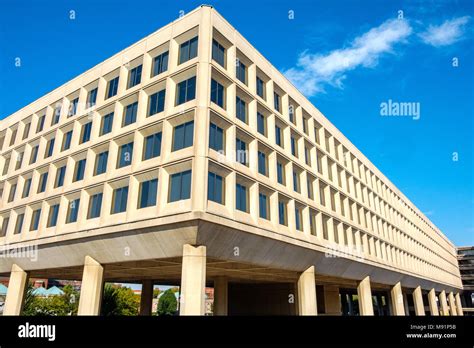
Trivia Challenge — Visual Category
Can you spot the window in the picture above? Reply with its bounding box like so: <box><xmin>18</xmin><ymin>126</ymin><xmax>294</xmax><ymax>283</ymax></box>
<box><xmin>305</xmin><ymin>147</ymin><xmax>310</xmax><ymax>165</ymax></box>
<box><xmin>169</xmin><ymin>170</ymin><xmax>191</xmax><ymax>202</ymax></box>
<box><xmin>209</xmin><ymin>123</ymin><xmax>224</xmax><ymax>152</ymax></box>
<box><xmin>211</xmin><ymin>79</ymin><xmax>224</xmax><ymax>108</ymax></box>
<box><xmin>30</xmin><ymin>209</ymin><xmax>41</xmax><ymax>231</ymax></box>
<box><xmin>1</xmin><ymin>217</ymin><xmax>9</xmax><ymax>236</ymax></box>
<box><xmin>74</xmin><ymin>159</ymin><xmax>86</xmax><ymax>181</ymax></box>
<box><xmin>45</xmin><ymin>138</ymin><xmax>55</xmax><ymax>158</ymax></box>
<box><xmin>172</xmin><ymin>121</ymin><xmax>194</xmax><ymax>151</ymax></box>
<box><xmin>293</xmin><ymin>171</ymin><xmax>300</xmax><ymax>193</ymax></box>
<box><xmin>258</xmin><ymin>151</ymin><xmax>267</xmax><ymax>176</ymax></box>
<box><xmin>68</xmin><ymin>98</ymin><xmax>79</xmax><ymax>117</ymax></box>
<box><xmin>259</xmin><ymin>193</ymin><xmax>269</xmax><ymax>220</ymax></box>
<box><xmin>289</xmin><ymin>105</ymin><xmax>295</xmax><ymax>124</ymax></box>
<box><xmin>295</xmin><ymin>207</ymin><xmax>302</xmax><ymax>231</ymax></box>
<box><xmin>236</xmin><ymin>183</ymin><xmax>248</xmax><ymax>212</ymax></box>
<box><xmin>52</xmin><ymin>104</ymin><xmax>62</xmax><ymax>125</ymax></box>
<box><xmin>277</xmin><ymin>162</ymin><xmax>285</xmax><ymax>185</ymax></box>
<box><xmin>22</xmin><ymin>178</ymin><xmax>32</xmax><ymax>198</ymax></box>
<box><xmin>55</xmin><ymin>166</ymin><xmax>66</xmax><ymax>188</ymax></box>
<box><xmin>95</xmin><ymin>151</ymin><xmax>109</xmax><ymax>175</ymax></box>
<box><xmin>80</xmin><ymin>122</ymin><xmax>92</xmax><ymax>143</ymax></box>
<box><xmin>236</xmin><ymin>61</ymin><xmax>246</xmax><ymax>84</ymax></box>
<box><xmin>101</xmin><ymin>112</ymin><xmax>114</xmax><ymax>135</ymax></box>
<box><xmin>15</xmin><ymin>152</ymin><xmax>23</xmax><ymax>170</ymax></box>
<box><xmin>88</xmin><ymin>193</ymin><xmax>103</xmax><ymax>219</ymax></box>
<box><xmin>257</xmin><ymin>112</ymin><xmax>266</xmax><ymax>135</ymax></box>
<box><xmin>143</xmin><ymin>132</ymin><xmax>162</xmax><ymax>160</ymax></box>
<box><xmin>123</xmin><ymin>102</ymin><xmax>138</xmax><ymax>126</ymax></box>
<box><xmin>275</xmin><ymin>126</ymin><xmax>282</xmax><ymax>147</ymax></box>
<box><xmin>8</xmin><ymin>184</ymin><xmax>17</xmax><ymax>202</ymax></box>
<box><xmin>212</xmin><ymin>39</ymin><xmax>225</xmax><ymax>67</ymax></box>
<box><xmin>62</xmin><ymin>130</ymin><xmax>73</xmax><ymax>150</ymax></box>
<box><xmin>139</xmin><ymin>179</ymin><xmax>158</xmax><ymax>209</ymax></box>
<box><xmin>47</xmin><ymin>204</ymin><xmax>59</xmax><ymax>227</ymax></box>
<box><xmin>112</xmin><ymin>186</ymin><xmax>129</xmax><ymax>214</ymax></box>
<box><xmin>118</xmin><ymin>142</ymin><xmax>134</xmax><ymax>168</ymax></box>
<box><xmin>148</xmin><ymin>90</ymin><xmax>166</xmax><ymax>116</ymax></box>
<box><xmin>2</xmin><ymin>157</ymin><xmax>10</xmax><ymax>175</ymax></box>
<box><xmin>23</xmin><ymin>123</ymin><xmax>31</xmax><ymax>140</ymax></box>
<box><xmin>36</xmin><ymin>115</ymin><xmax>45</xmax><ymax>133</ymax></box>
<box><xmin>14</xmin><ymin>213</ymin><xmax>24</xmax><ymax>234</ymax></box>
<box><xmin>67</xmin><ymin>199</ymin><xmax>80</xmax><ymax>223</ymax></box>
<box><xmin>87</xmin><ymin>88</ymin><xmax>98</xmax><ymax>107</ymax></box>
<box><xmin>176</xmin><ymin>77</ymin><xmax>196</xmax><ymax>105</ymax></box>
<box><xmin>274</xmin><ymin>92</ymin><xmax>281</xmax><ymax>112</ymax></box>
<box><xmin>207</xmin><ymin>172</ymin><xmax>223</xmax><ymax>204</ymax></box>
<box><xmin>30</xmin><ymin>145</ymin><xmax>39</xmax><ymax>164</ymax></box>
<box><xmin>38</xmin><ymin>172</ymin><xmax>48</xmax><ymax>193</ymax></box>
<box><xmin>128</xmin><ymin>65</ymin><xmax>142</xmax><ymax>88</ymax></box>
<box><xmin>291</xmin><ymin>136</ymin><xmax>297</xmax><ymax>157</ymax></box>
<box><xmin>307</xmin><ymin>178</ymin><xmax>314</xmax><ymax>200</ymax></box>
<box><xmin>179</xmin><ymin>37</ymin><xmax>198</xmax><ymax>64</ymax></box>
<box><xmin>10</xmin><ymin>129</ymin><xmax>17</xmax><ymax>146</ymax></box>
<box><xmin>107</xmin><ymin>76</ymin><xmax>119</xmax><ymax>99</ymax></box>
<box><xmin>152</xmin><ymin>51</ymin><xmax>169</xmax><ymax>77</ymax></box>
<box><xmin>236</xmin><ymin>138</ymin><xmax>247</xmax><ymax>165</ymax></box>
<box><xmin>256</xmin><ymin>77</ymin><xmax>265</xmax><ymax>99</ymax></box>
<box><xmin>236</xmin><ymin>96</ymin><xmax>246</xmax><ymax>123</ymax></box>
<box><xmin>278</xmin><ymin>201</ymin><xmax>287</xmax><ymax>225</ymax></box>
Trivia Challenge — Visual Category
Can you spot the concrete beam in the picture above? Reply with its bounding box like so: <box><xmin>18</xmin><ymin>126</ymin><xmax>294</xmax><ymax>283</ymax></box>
<box><xmin>413</xmin><ymin>286</ymin><xmax>425</xmax><ymax>316</ymax></box>
<box><xmin>139</xmin><ymin>280</ymin><xmax>154</xmax><ymax>316</ymax></box>
<box><xmin>357</xmin><ymin>276</ymin><xmax>374</xmax><ymax>315</ymax></box>
<box><xmin>390</xmin><ymin>282</ymin><xmax>405</xmax><ymax>316</ymax></box>
<box><xmin>3</xmin><ymin>264</ymin><xmax>29</xmax><ymax>315</ymax></box>
<box><xmin>179</xmin><ymin>244</ymin><xmax>206</xmax><ymax>315</ymax></box>
<box><xmin>297</xmin><ymin>266</ymin><xmax>317</xmax><ymax>315</ymax></box>
<box><xmin>428</xmin><ymin>289</ymin><xmax>439</xmax><ymax>316</ymax></box>
<box><xmin>455</xmin><ymin>293</ymin><xmax>463</xmax><ymax>316</ymax></box>
<box><xmin>213</xmin><ymin>277</ymin><xmax>228</xmax><ymax>316</ymax></box>
<box><xmin>78</xmin><ymin>255</ymin><xmax>104</xmax><ymax>315</ymax></box>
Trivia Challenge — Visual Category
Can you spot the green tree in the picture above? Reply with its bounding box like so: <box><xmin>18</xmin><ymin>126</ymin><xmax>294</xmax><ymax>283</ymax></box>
<box><xmin>157</xmin><ymin>289</ymin><xmax>177</xmax><ymax>316</ymax></box>
<box><xmin>101</xmin><ymin>284</ymin><xmax>140</xmax><ymax>316</ymax></box>
<box><xmin>22</xmin><ymin>284</ymin><xmax>80</xmax><ymax>316</ymax></box>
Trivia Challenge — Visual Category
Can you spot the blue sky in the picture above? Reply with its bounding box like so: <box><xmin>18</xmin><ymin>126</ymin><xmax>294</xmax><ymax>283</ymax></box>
<box><xmin>0</xmin><ymin>0</ymin><xmax>472</xmax><ymax>246</ymax></box>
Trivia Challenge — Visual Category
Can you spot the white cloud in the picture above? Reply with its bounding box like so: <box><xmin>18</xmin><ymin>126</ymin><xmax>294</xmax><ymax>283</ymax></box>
<box><xmin>419</xmin><ymin>16</ymin><xmax>470</xmax><ymax>47</ymax></box>
<box><xmin>284</xmin><ymin>19</ymin><xmax>412</xmax><ymax>96</ymax></box>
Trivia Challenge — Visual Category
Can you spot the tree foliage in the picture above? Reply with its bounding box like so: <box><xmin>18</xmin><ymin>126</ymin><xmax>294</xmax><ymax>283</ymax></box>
<box><xmin>100</xmin><ymin>284</ymin><xmax>140</xmax><ymax>316</ymax></box>
<box><xmin>157</xmin><ymin>289</ymin><xmax>177</xmax><ymax>316</ymax></box>
<box><xmin>22</xmin><ymin>284</ymin><xmax>80</xmax><ymax>316</ymax></box>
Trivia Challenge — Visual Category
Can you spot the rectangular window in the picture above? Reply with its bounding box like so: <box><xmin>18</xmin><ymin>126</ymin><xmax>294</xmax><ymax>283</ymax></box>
<box><xmin>52</xmin><ymin>105</ymin><xmax>61</xmax><ymax>125</ymax></box>
<box><xmin>38</xmin><ymin>173</ymin><xmax>48</xmax><ymax>193</ymax></box>
<box><xmin>179</xmin><ymin>36</ymin><xmax>198</xmax><ymax>64</ymax></box>
<box><xmin>68</xmin><ymin>98</ymin><xmax>79</xmax><ymax>117</ymax></box>
<box><xmin>139</xmin><ymin>179</ymin><xmax>158</xmax><ymax>209</ymax></box>
<box><xmin>207</xmin><ymin>172</ymin><xmax>223</xmax><ymax>204</ymax></box>
<box><xmin>236</xmin><ymin>96</ymin><xmax>247</xmax><ymax>123</ymax></box>
<box><xmin>14</xmin><ymin>213</ymin><xmax>24</xmax><ymax>234</ymax></box>
<box><xmin>259</xmin><ymin>193</ymin><xmax>269</xmax><ymax>220</ymax></box>
<box><xmin>22</xmin><ymin>178</ymin><xmax>32</xmax><ymax>198</ymax></box>
<box><xmin>30</xmin><ymin>209</ymin><xmax>41</xmax><ymax>231</ymax></box>
<box><xmin>257</xmin><ymin>112</ymin><xmax>266</xmax><ymax>135</ymax></box>
<box><xmin>1</xmin><ymin>217</ymin><xmax>9</xmax><ymax>237</ymax></box>
<box><xmin>278</xmin><ymin>201</ymin><xmax>287</xmax><ymax>225</ymax></box>
<box><xmin>172</xmin><ymin>121</ymin><xmax>194</xmax><ymax>151</ymax></box>
<box><xmin>274</xmin><ymin>92</ymin><xmax>281</xmax><ymax>112</ymax></box>
<box><xmin>123</xmin><ymin>102</ymin><xmax>138</xmax><ymax>126</ymax></box>
<box><xmin>8</xmin><ymin>184</ymin><xmax>17</xmax><ymax>202</ymax></box>
<box><xmin>87</xmin><ymin>88</ymin><xmax>98</xmax><ymax>107</ymax></box>
<box><xmin>305</xmin><ymin>147</ymin><xmax>310</xmax><ymax>165</ymax></box>
<box><xmin>66</xmin><ymin>199</ymin><xmax>80</xmax><ymax>223</ymax></box>
<box><xmin>176</xmin><ymin>77</ymin><xmax>196</xmax><ymax>105</ymax></box>
<box><xmin>112</xmin><ymin>186</ymin><xmax>129</xmax><ymax>214</ymax></box>
<box><xmin>128</xmin><ymin>65</ymin><xmax>142</xmax><ymax>88</ymax></box>
<box><xmin>22</xmin><ymin>123</ymin><xmax>31</xmax><ymax>140</ymax></box>
<box><xmin>101</xmin><ymin>112</ymin><xmax>114</xmax><ymax>135</ymax></box>
<box><xmin>88</xmin><ymin>193</ymin><xmax>103</xmax><ymax>219</ymax></box>
<box><xmin>258</xmin><ymin>151</ymin><xmax>267</xmax><ymax>176</ymax></box>
<box><xmin>62</xmin><ymin>130</ymin><xmax>73</xmax><ymax>151</ymax></box>
<box><xmin>45</xmin><ymin>138</ymin><xmax>55</xmax><ymax>158</ymax></box>
<box><xmin>36</xmin><ymin>115</ymin><xmax>45</xmax><ymax>133</ymax></box>
<box><xmin>236</xmin><ymin>138</ymin><xmax>247</xmax><ymax>165</ymax></box>
<box><xmin>152</xmin><ymin>51</ymin><xmax>169</xmax><ymax>77</ymax></box>
<box><xmin>30</xmin><ymin>145</ymin><xmax>39</xmax><ymax>164</ymax></box>
<box><xmin>277</xmin><ymin>162</ymin><xmax>284</xmax><ymax>185</ymax></box>
<box><xmin>275</xmin><ymin>126</ymin><xmax>282</xmax><ymax>147</ymax></box>
<box><xmin>95</xmin><ymin>151</ymin><xmax>109</xmax><ymax>175</ymax></box>
<box><xmin>236</xmin><ymin>61</ymin><xmax>246</xmax><ymax>84</ymax></box>
<box><xmin>289</xmin><ymin>106</ymin><xmax>295</xmax><ymax>124</ymax></box>
<box><xmin>291</xmin><ymin>137</ymin><xmax>297</xmax><ymax>157</ymax></box>
<box><xmin>148</xmin><ymin>90</ymin><xmax>166</xmax><ymax>116</ymax></box>
<box><xmin>55</xmin><ymin>166</ymin><xmax>66</xmax><ymax>188</ymax></box>
<box><xmin>307</xmin><ymin>179</ymin><xmax>313</xmax><ymax>200</ymax></box>
<box><xmin>74</xmin><ymin>159</ymin><xmax>86</xmax><ymax>181</ymax></box>
<box><xmin>295</xmin><ymin>208</ymin><xmax>302</xmax><ymax>231</ymax></box>
<box><xmin>212</xmin><ymin>39</ymin><xmax>225</xmax><ymax>66</ymax></box>
<box><xmin>169</xmin><ymin>170</ymin><xmax>192</xmax><ymax>202</ymax></box>
<box><xmin>209</xmin><ymin>123</ymin><xmax>224</xmax><ymax>152</ymax></box>
<box><xmin>107</xmin><ymin>76</ymin><xmax>119</xmax><ymax>99</ymax></box>
<box><xmin>256</xmin><ymin>77</ymin><xmax>265</xmax><ymax>99</ymax></box>
<box><xmin>211</xmin><ymin>79</ymin><xmax>224</xmax><ymax>108</ymax></box>
<box><xmin>118</xmin><ymin>142</ymin><xmax>133</xmax><ymax>168</ymax></box>
<box><xmin>15</xmin><ymin>152</ymin><xmax>23</xmax><ymax>170</ymax></box>
<box><xmin>235</xmin><ymin>183</ymin><xmax>248</xmax><ymax>212</ymax></box>
<box><xmin>10</xmin><ymin>129</ymin><xmax>17</xmax><ymax>146</ymax></box>
<box><xmin>293</xmin><ymin>171</ymin><xmax>300</xmax><ymax>192</ymax></box>
<box><xmin>47</xmin><ymin>204</ymin><xmax>59</xmax><ymax>227</ymax></box>
<box><xmin>80</xmin><ymin>122</ymin><xmax>92</xmax><ymax>143</ymax></box>
<box><xmin>143</xmin><ymin>132</ymin><xmax>162</xmax><ymax>160</ymax></box>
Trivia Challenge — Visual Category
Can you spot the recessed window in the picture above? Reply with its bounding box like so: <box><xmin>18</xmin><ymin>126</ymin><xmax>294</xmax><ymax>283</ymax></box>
<box><xmin>88</xmin><ymin>193</ymin><xmax>103</xmax><ymax>219</ymax></box>
<box><xmin>107</xmin><ymin>76</ymin><xmax>119</xmax><ymax>99</ymax></box>
<box><xmin>123</xmin><ymin>102</ymin><xmax>138</xmax><ymax>127</ymax></box>
<box><xmin>304</xmin><ymin>146</ymin><xmax>311</xmax><ymax>166</ymax></box>
<box><xmin>256</xmin><ymin>77</ymin><xmax>265</xmax><ymax>99</ymax></box>
<box><xmin>172</xmin><ymin>121</ymin><xmax>194</xmax><ymax>151</ymax></box>
<box><xmin>22</xmin><ymin>178</ymin><xmax>32</xmax><ymax>198</ymax></box>
<box><xmin>259</xmin><ymin>192</ymin><xmax>269</xmax><ymax>220</ymax></box>
<box><xmin>2</xmin><ymin>157</ymin><xmax>10</xmax><ymax>176</ymax></box>
<box><xmin>139</xmin><ymin>179</ymin><xmax>158</xmax><ymax>209</ymax></box>
<box><xmin>207</xmin><ymin>172</ymin><xmax>223</xmax><ymax>204</ymax></box>
<box><xmin>66</xmin><ymin>199</ymin><xmax>80</xmax><ymax>223</ymax></box>
<box><xmin>148</xmin><ymin>90</ymin><xmax>166</xmax><ymax>116</ymax></box>
<box><xmin>152</xmin><ymin>51</ymin><xmax>169</xmax><ymax>77</ymax></box>
<box><xmin>295</xmin><ymin>207</ymin><xmax>303</xmax><ymax>231</ymax></box>
<box><xmin>30</xmin><ymin>209</ymin><xmax>41</xmax><ymax>231</ymax></box>
<box><xmin>52</xmin><ymin>104</ymin><xmax>62</xmax><ymax>125</ymax></box>
<box><xmin>143</xmin><ymin>132</ymin><xmax>162</xmax><ymax>160</ymax></box>
<box><xmin>101</xmin><ymin>112</ymin><xmax>114</xmax><ymax>135</ymax></box>
<box><xmin>209</xmin><ymin>123</ymin><xmax>224</xmax><ymax>152</ymax></box>
<box><xmin>211</xmin><ymin>79</ymin><xmax>224</xmax><ymax>108</ymax></box>
<box><xmin>278</xmin><ymin>201</ymin><xmax>287</xmax><ymax>226</ymax></box>
<box><xmin>22</xmin><ymin>123</ymin><xmax>31</xmax><ymax>140</ymax></box>
<box><xmin>36</xmin><ymin>115</ymin><xmax>46</xmax><ymax>133</ymax></box>
<box><xmin>62</xmin><ymin>130</ymin><xmax>73</xmax><ymax>151</ymax></box>
<box><xmin>307</xmin><ymin>178</ymin><xmax>314</xmax><ymax>200</ymax></box>
<box><xmin>94</xmin><ymin>151</ymin><xmax>109</xmax><ymax>175</ymax></box>
<box><xmin>176</xmin><ymin>77</ymin><xmax>196</xmax><ymax>105</ymax></box>
<box><xmin>293</xmin><ymin>171</ymin><xmax>300</xmax><ymax>193</ymax></box>
<box><xmin>80</xmin><ymin>122</ymin><xmax>92</xmax><ymax>144</ymax></box>
<box><xmin>14</xmin><ymin>213</ymin><xmax>24</xmax><ymax>234</ymax></box>
<box><xmin>74</xmin><ymin>159</ymin><xmax>86</xmax><ymax>181</ymax></box>
<box><xmin>87</xmin><ymin>88</ymin><xmax>98</xmax><ymax>108</ymax></box>
<box><xmin>274</xmin><ymin>92</ymin><xmax>281</xmax><ymax>113</ymax></box>
<box><xmin>45</xmin><ymin>138</ymin><xmax>55</xmax><ymax>158</ymax></box>
<box><xmin>1</xmin><ymin>217</ymin><xmax>9</xmax><ymax>237</ymax></box>
<box><xmin>118</xmin><ymin>142</ymin><xmax>134</xmax><ymax>168</ymax></box>
<box><xmin>169</xmin><ymin>170</ymin><xmax>192</xmax><ymax>202</ymax></box>
<box><xmin>55</xmin><ymin>166</ymin><xmax>66</xmax><ymax>188</ymax></box>
<box><xmin>236</xmin><ymin>183</ymin><xmax>248</xmax><ymax>212</ymax></box>
<box><xmin>236</xmin><ymin>138</ymin><xmax>247</xmax><ymax>165</ymax></box>
<box><xmin>38</xmin><ymin>172</ymin><xmax>48</xmax><ymax>193</ymax></box>
<box><xmin>47</xmin><ymin>204</ymin><xmax>60</xmax><ymax>227</ymax></box>
<box><xmin>68</xmin><ymin>98</ymin><xmax>79</xmax><ymax>117</ymax></box>
<box><xmin>15</xmin><ymin>152</ymin><xmax>24</xmax><ymax>170</ymax></box>
<box><xmin>236</xmin><ymin>96</ymin><xmax>247</xmax><ymax>123</ymax></box>
<box><xmin>30</xmin><ymin>145</ymin><xmax>39</xmax><ymax>164</ymax></box>
<box><xmin>289</xmin><ymin>105</ymin><xmax>295</xmax><ymax>124</ymax></box>
<box><xmin>8</xmin><ymin>184</ymin><xmax>17</xmax><ymax>202</ymax></box>
<box><xmin>291</xmin><ymin>136</ymin><xmax>297</xmax><ymax>157</ymax></box>
<box><xmin>258</xmin><ymin>151</ymin><xmax>267</xmax><ymax>176</ymax></box>
<box><xmin>111</xmin><ymin>186</ymin><xmax>129</xmax><ymax>214</ymax></box>
<box><xmin>277</xmin><ymin>162</ymin><xmax>285</xmax><ymax>185</ymax></box>
<box><xmin>275</xmin><ymin>125</ymin><xmax>282</xmax><ymax>147</ymax></box>
<box><xmin>179</xmin><ymin>36</ymin><xmax>198</xmax><ymax>64</ymax></box>
<box><xmin>212</xmin><ymin>39</ymin><xmax>225</xmax><ymax>67</ymax></box>
<box><xmin>128</xmin><ymin>65</ymin><xmax>142</xmax><ymax>89</ymax></box>
<box><xmin>257</xmin><ymin>112</ymin><xmax>266</xmax><ymax>136</ymax></box>
<box><xmin>236</xmin><ymin>61</ymin><xmax>246</xmax><ymax>84</ymax></box>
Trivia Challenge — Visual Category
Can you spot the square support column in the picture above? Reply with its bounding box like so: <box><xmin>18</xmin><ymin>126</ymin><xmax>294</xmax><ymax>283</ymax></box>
<box><xmin>323</xmin><ymin>285</ymin><xmax>341</xmax><ymax>315</ymax></box>
<box><xmin>139</xmin><ymin>280</ymin><xmax>154</xmax><ymax>316</ymax></box>
<box><xmin>439</xmin><ymin>290</ymin><xmax>449</xmax><ymax>316</ymax></box>
<box><xmin>428</xmin><ymin>289</ymin><xmax>439</xmax><ymax>316</ymax></box>
<box><xmin>390</xmin><ymin>282</ymin><xmax>405</xmax><ymax>316</ymax></box>
<box><xmin>3</xmin><ymin>264</ymin><xmax>29</xmax><ymax>315</ymax></box>
<box><xmin>412</xmin><ymin>286</ymin><xmax>425</xmax><ymax>316</ymax></box>
<box><xmin>78</xmin><ymin>255</ymin><xmax>104</xmax><ymax>315</ymax></box>
<box><xmin>357</xmin><ymin>276</ymin><xmax>374</xmax><ymax>315</ymax></box>
<box><xmin>455</xmin><ymin>293</ymin><xmax>463</xmax><ymax>316</ymax></box>
<box><xmin>179</xmin><ymin>244</ymin><xmax>206</xmax><ymax>315</ymax></box>
<box><xmin>213</xmin><ymin>277</ymin><xmax>228</xmax><ymax>316</ymax></box>
<box><xmin>297</xmin><ymin>266</ymin><xmax>317</xmax><ymax>315</ymax></box>
<box><xmin>448</xmin><ymin>292</ymin><xmax>457</xmax><ymax>316</ymax></box>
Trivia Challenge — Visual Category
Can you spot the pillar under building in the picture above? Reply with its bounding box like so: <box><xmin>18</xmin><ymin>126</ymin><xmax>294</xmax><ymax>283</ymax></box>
<box><xmin>78</xmin><ymin>255</ymin><xmax>104</xmax><ymax>316</ymax></box>
<box><xmin>357</xmin><ymin>276</ymin><xmax>374</xmax><ymax>315</ymax></box>
<box><xmin>412</xmin><ymin>286</ymin><xmax>425</xmax><ymax>316</ymax></box>
<box><xmin>139</xmin><ymin>280</ymin><xmax>154</xmax><ymax>316</ymax></box>
<box><xmin>427</xmin><ymin>289</ymin><xmax>439</xmax><ymax>316</ymax></box>
<box><xmin>297</xmin><ymin>266</ymin><xmax>317</xmax><ymax>315</ymax></box>
<box><xmin>390</xmin><ymin>282</ymin><xmax>405</xmax><ymax>316</ymax></box>
<box><xmin>3</xmin><ymin>264</ymin><xmax>29</xmax><ymax>315</ymax></box>
<box><xmin>179</xmin><ymin>244</ymin><xmax>206</xmax><ymax>315</ymax></box>
<box><xmin>439</xmin><ymin>290</ymin><xmax>449</xmax><ymax>316</ymax></box>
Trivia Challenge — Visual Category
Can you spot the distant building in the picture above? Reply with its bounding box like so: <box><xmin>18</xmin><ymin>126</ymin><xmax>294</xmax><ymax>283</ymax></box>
<box><xmin>458</xmin><ymin>246</ymin><xmax>474</xmax><ymax>316</ymax></box>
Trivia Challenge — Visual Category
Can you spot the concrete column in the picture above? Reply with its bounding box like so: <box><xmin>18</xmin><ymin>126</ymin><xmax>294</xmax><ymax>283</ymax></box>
<box><xmin>412</xmin><ymin>286</ymin><xmax>425</xmax><ymax>316</ymax></box>
<box><xmin>357</xmin><ymin>276</ymin><xmax>374</xmax><ymax>315</ymax></box>
<box><xmin>3</xmin><ymin>264</ymin><xmax>29</xmax><ymax>315</ymax></box>
<box><xmin>455</xmin><ymin>293</ymin><xmax>463</xmax><ymax>316</ymax></box>
<box><xmin>448</xmin><ymin>292</ymin><xmax>457</xmax><ymax>316</ymax></box>
<box><xmin>323</xmin><ymin>285</ymin><xmax>341</xmax><ymax>315</ymax></box>
<box><xmin>139</xmin><ymin>280</ymin><xmax>154</xmax><ymax>316</ymax></box>
<box><xmin>179</xmin><ymin>244</ymin><xmax>206</xmax><ymax>315</ymax></box>
<box><xmin>403</xmin><ymin>292</ymin><xmax>410</xmax><ymax>315</ymax></box>
<box><xmin>78</xmin><ymin>255</ymin><xmax>104</xmax><ymax>315</ymax></box>
<box><xmin>297</xmin><ymin>266</ymin><xmax>317</xmax><ymax>315</ymax></box>
<box><xmin>439</xmin><ymin>290</ymin><xmax>449</xmax><ymax>316</ymax></box>
<box><xmin>213</xmin><ymin>277</ymin><xmax>228</xmax><ymax>316</ymax></box>
<box><xmin>428</xmin><ymin>289</ymin><xmax>439</xmax><ymax>316</ymax></box>
<box><xmin>390</xmin><ymin>282</ymin><xmax>405</xmax><ymax>316</ymax></box>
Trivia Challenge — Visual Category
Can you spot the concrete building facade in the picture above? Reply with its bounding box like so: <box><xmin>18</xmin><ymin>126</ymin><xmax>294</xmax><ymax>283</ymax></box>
<box><xmin>0</xmin><ymin>5</ymin><xmax>463</xmax><ymax>316</ymax></box>
<box><xmin>457</xmin><ymin>246</ymin><xmax>474</xmax><ymax>316</ymax></box>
